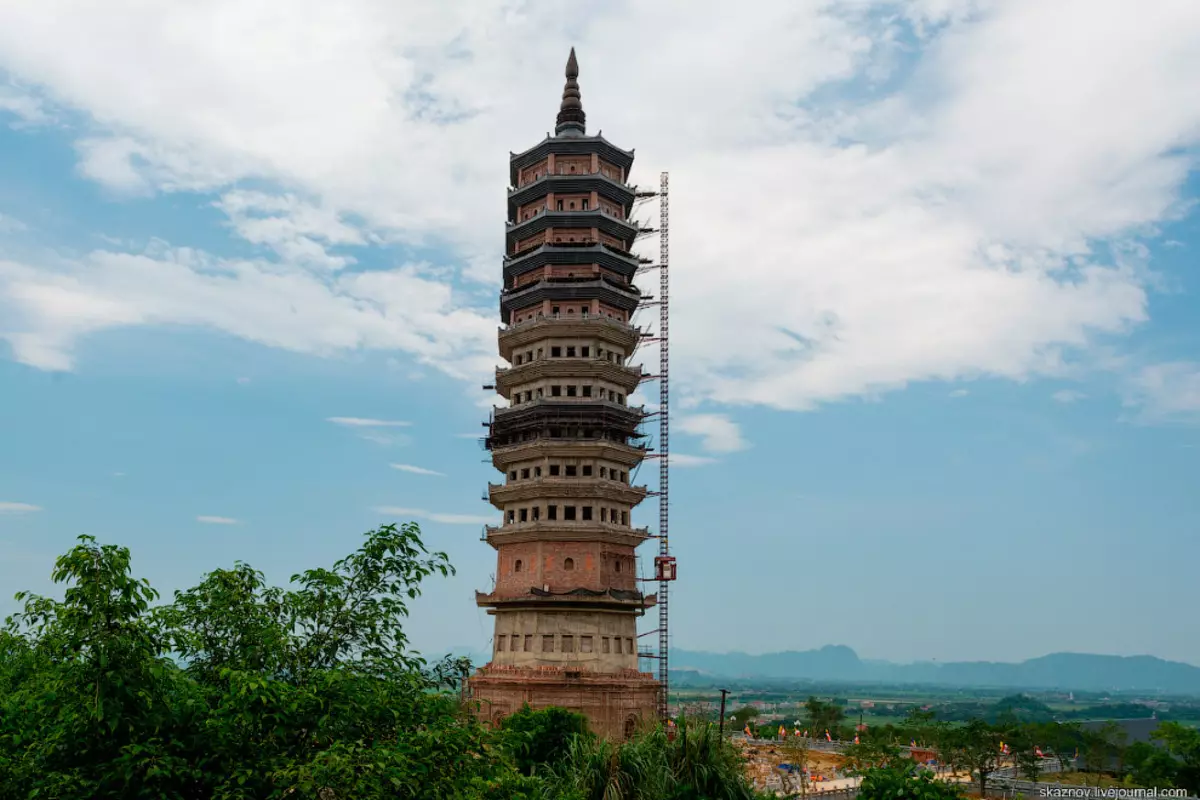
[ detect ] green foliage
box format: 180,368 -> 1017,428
803,696 -> 845,738
1153,721 -> 1200,795
0,525 -> 774,800
842,738 -> 907,775
940,718 -> 1004,796
500,704 -> 593,776
858,763 -> 965,800
730,706 -> 759,726
549,719 -> 765,800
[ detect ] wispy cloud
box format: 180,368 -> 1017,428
327,416 -> 411,428
670,454 -> 718,468
1052,389 -> 1087,404
196,515 -> 240,525
949,389 -> 970,398
375,506 -> 494,525
0,212 -> 28,233
1123,362 -> 1200,423
676,414 -> 748,453
390,463 -> 445,477
0,501 -> 41,513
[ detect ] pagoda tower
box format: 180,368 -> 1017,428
467,48 -> 660,740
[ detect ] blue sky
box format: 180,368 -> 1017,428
2,0 -> 1199,667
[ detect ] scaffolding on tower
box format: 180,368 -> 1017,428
655,171 -> 673,722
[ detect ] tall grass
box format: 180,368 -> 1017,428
547,718 -> 767,800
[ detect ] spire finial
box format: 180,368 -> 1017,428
555,47 -> 586,136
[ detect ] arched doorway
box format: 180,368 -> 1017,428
624,714 -> 638,741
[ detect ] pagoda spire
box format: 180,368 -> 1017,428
555,47 -> 586,136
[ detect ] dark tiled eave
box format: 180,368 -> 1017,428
504,243 -> 643,282
507,210 -> 641,246
499,277 -> 641,322
508,174 -> 636,217
509,135 -> 635,186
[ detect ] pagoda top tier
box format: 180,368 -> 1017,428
509,48 -> 635,186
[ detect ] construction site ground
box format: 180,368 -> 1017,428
735,740 -> 975,796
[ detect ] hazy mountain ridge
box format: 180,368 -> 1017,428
669,645 -> 1200,694
438,644 -> 1200,694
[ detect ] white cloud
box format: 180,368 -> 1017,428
196,515 -> 240,525
0,0 -> 1196,413
676,414 -> 748,453
1124,362 -> 1200,423
236,376 -> 251,384
0,501 -> 41,513
375,506 -> 493,525
326,416 -> 411,428
1052,389 -> 1087,404
949,389 -> 969,398
0,213 -> 27,233
669,454 -> 718,468
390,462 -> 445,476
0,82 -> 49,126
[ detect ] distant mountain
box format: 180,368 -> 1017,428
432,643 -> 1200,694
670,646 -> 1200,695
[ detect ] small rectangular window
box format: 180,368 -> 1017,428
551,385 -> 562,397
566,386 -> 577,397
524,634 -> 533,651
627,638 -> 634,654
602,637 -> 611,654
581,636 -> 593,653
511,635 -> 520,651
534,466 -> 542,477
548,505 -> 558,520
600,467 -> 608,478
509,471 -> 517,480
581,346 -> 590,357
600,508 -> 608,522
562,635 -> 575,653
543,635 -> 555,652
582,506 -> 592,521
566,347 -> 576,357
582,465 -> 593,477
551,346 -> 562,357
519,508 -> 528,523
552,306 -> 560,315
582,385 -> 592,397
565,506 -> 577,521
521,468 -> 530,479
621,511 -> 628,525
549,464 -> 560,476
507,510 -> 515,523
532,506 -> 540,521
614,637 -> 622,654
565,465 -> 577,477
497,635 -> 506,651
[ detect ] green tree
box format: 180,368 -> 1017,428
501,705 -> 593,776
1153,721 -> 1200,795
941,718 -> 1004,797
803,697 -> 845,739
842,738 -> 907,775
858,763 -> 965,800
730,706 -> 760,728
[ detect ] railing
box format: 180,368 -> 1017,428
487,478 -> 642,493
496,358 -> 644,379
499,313 -> 641,335
485,522 -> 652,537
504,240 -> 640,263
513,169 -> 632,192
494,397 -> 645,416
508,206 -> 638,225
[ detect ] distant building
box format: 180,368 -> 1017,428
1078,718 -> 1161,746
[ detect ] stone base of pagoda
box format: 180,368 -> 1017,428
467,663 -> 659,740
